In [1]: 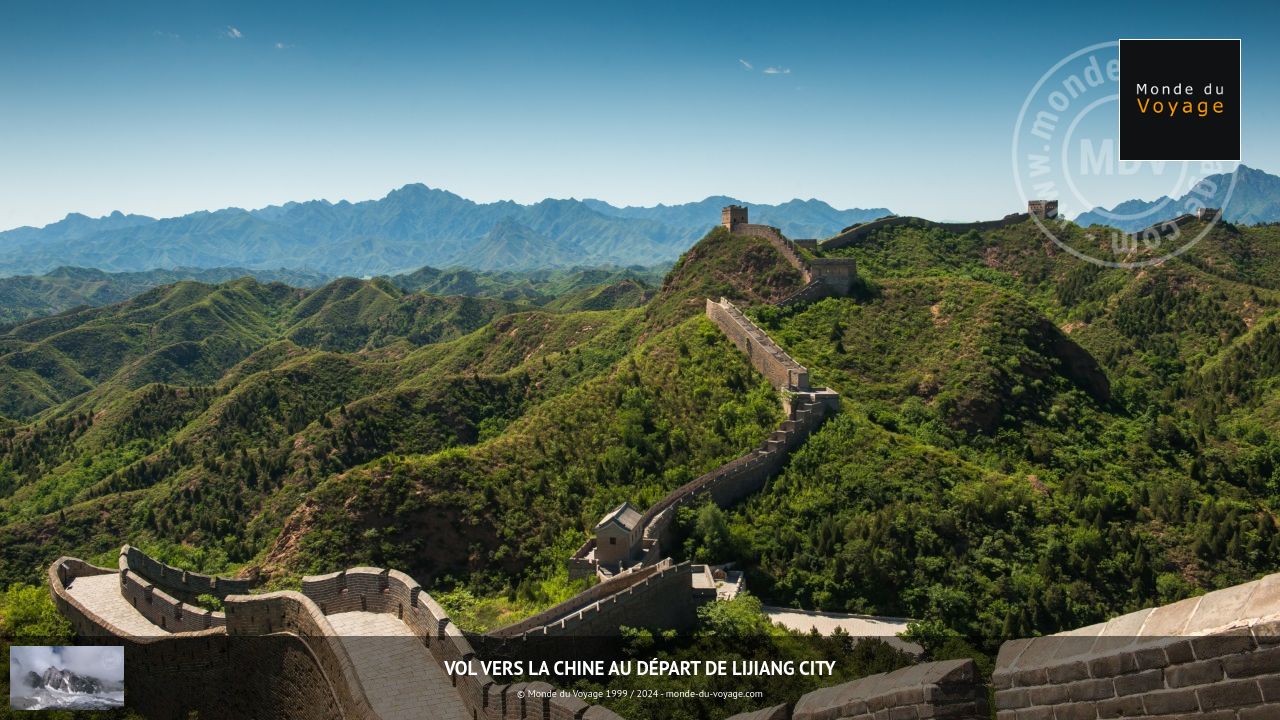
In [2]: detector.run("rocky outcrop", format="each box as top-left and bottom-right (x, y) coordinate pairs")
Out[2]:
(26, 667), (105, 694)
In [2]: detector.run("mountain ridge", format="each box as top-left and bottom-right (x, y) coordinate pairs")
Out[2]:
(1076, 164), (1280, 230)
(0, 187), (890, 277)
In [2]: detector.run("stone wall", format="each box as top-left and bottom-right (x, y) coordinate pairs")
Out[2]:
(775, 280), (833, 308)
(119, 543), (254, 601)
(299, 565), (504, 718)
(225, 589), (383, 719)
(53, 545), (1280, 720)
(821, 213), (1030, 250)
(493, 562), (668, 637)
(730, 222), (859, 301)
(707, 297), (810, 391)
(994, 571), (1280, 719)
(48, 555), (360, 720)
(119, 563), (225, 632)
(124, 633), (348, 720)
(48, 557), (133, 639)
(807, 258), (858, 295)
(635, 396), (827, 555)
(293, 565), (642, 719)
(720, 660), (988, 720)
(566, 299), (837, 581)
(510, 562), (714, 637)
(1131, 213), (1196, 242)
(731, 223), (813, 282)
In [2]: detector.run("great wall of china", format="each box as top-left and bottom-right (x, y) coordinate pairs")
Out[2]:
(45, 206), (1279, 719)
(48, 542), (1280, 720)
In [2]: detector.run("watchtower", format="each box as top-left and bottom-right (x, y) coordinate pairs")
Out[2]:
(1027, 200), (1059, 219)
(1198, 207), (1221, 221)
(722, 204), (748, 230)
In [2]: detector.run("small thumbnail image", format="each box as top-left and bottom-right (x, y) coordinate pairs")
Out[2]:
(9, 645), (124, 711)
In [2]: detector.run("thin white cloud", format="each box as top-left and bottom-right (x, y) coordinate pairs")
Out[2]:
(225, 26), (243, 39)
(153, 30), (180, 40)
(274, 42), (293, 50)
(763, 67), (791, 75)
(738, 58), (753, 70)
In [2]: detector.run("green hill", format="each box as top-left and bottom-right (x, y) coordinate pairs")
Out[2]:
(1, 219), (1277, 659)
(665, 219), (1280, 650)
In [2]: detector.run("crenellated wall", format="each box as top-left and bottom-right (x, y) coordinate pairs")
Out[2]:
(505, 562), (714, 638)
(47, 555), (366, 720)
(224, 590), (381, 720)
(119, 543), (255, 601)
(721, 659), (989, 720)
(633, 395), (829, 556)
(118, 564), (225, 632)
(994, 571), (1280, 719)
(1130, 212), (1197, 243)
(707, 297), (810, 391)
(494, 562), (669, 637)
(730, 223), (813, 281)
(50, 549), (1280, 720)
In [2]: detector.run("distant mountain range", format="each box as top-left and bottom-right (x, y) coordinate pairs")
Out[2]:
(0, 263), (668, 326)
(0, 266), (331, 325)
(0, 188), (889, 277)
(1076, 164), (1280, 231)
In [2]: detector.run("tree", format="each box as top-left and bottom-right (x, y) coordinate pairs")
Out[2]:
(0, 583), (73, 642)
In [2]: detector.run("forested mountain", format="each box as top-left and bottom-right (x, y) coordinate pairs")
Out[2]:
(0, 188), (889, 276)
(0, 217), (1277, 660)
(0, 266), (331, 326)
(0, 264), (667, 327)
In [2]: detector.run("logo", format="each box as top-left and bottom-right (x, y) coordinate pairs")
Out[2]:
(1012, 42), (1238, 269)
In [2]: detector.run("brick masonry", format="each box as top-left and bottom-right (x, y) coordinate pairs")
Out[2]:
(706, 297), (810, 391)
(50, 549), (1280, 720)
(119, 543), (254, 602)
(993, 571), (1280, 719)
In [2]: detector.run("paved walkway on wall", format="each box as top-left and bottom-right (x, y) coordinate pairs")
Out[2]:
(325, 611), (469, 720)
(63, 572), (169, 637)
(762, 606), (921, 654)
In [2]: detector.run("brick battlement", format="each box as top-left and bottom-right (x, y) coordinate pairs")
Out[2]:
(722, 206), (858, 301)
(49, 546), (1280, 720)
(993, 572), (1280, 719)
(119, 544), (255, 602)
(707, 297), (810, 391)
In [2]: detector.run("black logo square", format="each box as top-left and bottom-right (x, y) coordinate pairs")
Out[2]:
(1119, 39), (1240, 161)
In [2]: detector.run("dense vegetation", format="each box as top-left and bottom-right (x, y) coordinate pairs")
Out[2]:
(680, 220), (1280, 652)
(574, 594), (913, 720)
(0, 217), (1277, 717)
(0, 229), (795, 604)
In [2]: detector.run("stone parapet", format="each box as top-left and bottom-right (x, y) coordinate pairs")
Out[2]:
(993, 572), (1280, 719)
(791, 659), (988, 720)
(119, 544), (254, 601)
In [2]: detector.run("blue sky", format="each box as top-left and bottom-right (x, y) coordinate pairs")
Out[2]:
(2, 0), (1277, 229)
